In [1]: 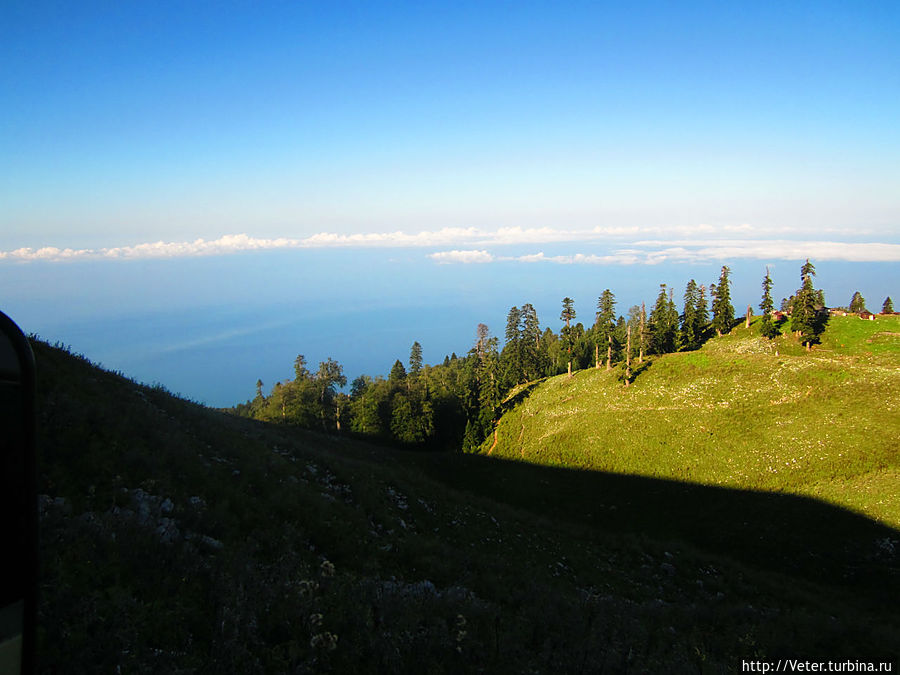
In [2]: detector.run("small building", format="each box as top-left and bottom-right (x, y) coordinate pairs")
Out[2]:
(859, 311), (876, 321)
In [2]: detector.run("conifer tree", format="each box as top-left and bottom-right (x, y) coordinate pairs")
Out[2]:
(883, 297), (894, 314)
(849, 291), (867, 314)
(667, 287), (681, 351)
(711, 265), (734, 336)
(791, 259), (820, 350)
(649, 284), (677, 354)
(595, 289), (616, 370)
(697, 284), (709, 332)
(681, 279), (700, 350)
(560, 297), (576, 377)
(501, 306), (522, 388)
(520, 303), (544, 380)
(759, 267), (779, 339)
(389, 359), (407, 383)
(409, 341), (423, 377)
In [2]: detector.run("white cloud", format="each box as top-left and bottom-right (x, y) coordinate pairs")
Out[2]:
(428, 249), (494, 264)
(3, 226), (898, 264)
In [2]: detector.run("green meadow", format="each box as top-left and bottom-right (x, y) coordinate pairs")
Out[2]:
(483, 315), (900, 529)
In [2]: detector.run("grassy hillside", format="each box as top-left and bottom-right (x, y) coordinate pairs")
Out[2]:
(484, 315), (900, 529)
(31, 334), (900, 673)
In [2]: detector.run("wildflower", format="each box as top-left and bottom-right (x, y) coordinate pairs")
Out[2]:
(320, 559), (336, 577)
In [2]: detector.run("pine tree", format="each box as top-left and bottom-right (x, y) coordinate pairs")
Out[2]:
(501, 306), (522, 388)
(389, 359), (407, 383)
(520, 303), (544, 380)
(560, 297), (576, 377)
(791, 259), (820, 350)
(409, 341), (423, 377)
(711, 266), (734, 336)
(883, 297), (894, 314)
(697, 285), (709, 332)
(759, 267), (778, 339)
(849, 291), (867, 314)
(681, 279), (700, 350)
(649, 284), (677, 354)
(667, 287), (681, 351)
(595, 289), (616, 370)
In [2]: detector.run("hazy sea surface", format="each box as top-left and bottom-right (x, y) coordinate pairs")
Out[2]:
(2, 248), (895, 407)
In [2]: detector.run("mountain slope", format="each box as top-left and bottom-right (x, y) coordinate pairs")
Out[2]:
(31, 335), (900, 673)
(483, 315), (900, 529)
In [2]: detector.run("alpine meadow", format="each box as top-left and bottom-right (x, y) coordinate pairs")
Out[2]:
(4, 2), (900, 673)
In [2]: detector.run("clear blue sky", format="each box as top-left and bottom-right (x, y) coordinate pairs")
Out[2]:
(3, 1), (899, 249)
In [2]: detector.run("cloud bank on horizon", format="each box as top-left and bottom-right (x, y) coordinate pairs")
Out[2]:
(2, 226), (899, 265)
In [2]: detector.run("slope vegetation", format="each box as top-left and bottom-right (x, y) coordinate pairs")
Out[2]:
(484, 315), (900, 529)
(31, 332), (900, 673)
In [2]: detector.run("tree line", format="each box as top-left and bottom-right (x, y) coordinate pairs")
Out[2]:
(231, 260), (851, 450)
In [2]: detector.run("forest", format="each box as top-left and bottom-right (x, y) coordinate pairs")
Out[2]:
(231, 260), (890, 452)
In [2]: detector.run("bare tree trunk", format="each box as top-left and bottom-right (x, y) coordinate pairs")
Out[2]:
(606, 334), (612, 370)
(567, 360), (572, 378)
(625, 324), (631, 386)
(639, 302), (646, 363)
(746, 305), (752, 328)
(595, 343), (600, 369)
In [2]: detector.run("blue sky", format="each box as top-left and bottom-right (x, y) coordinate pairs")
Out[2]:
(2, 1), (899, 403)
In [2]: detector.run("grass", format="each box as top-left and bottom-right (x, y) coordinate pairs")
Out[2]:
(29, 325), (900, 672)
(484, 315), (900, 529)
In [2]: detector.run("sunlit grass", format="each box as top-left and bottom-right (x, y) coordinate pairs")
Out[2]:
(486, 315), (900, 527)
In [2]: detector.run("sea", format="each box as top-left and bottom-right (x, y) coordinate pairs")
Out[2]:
(1, 247), (893, 408)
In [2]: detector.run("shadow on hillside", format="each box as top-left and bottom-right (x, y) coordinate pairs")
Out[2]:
(409, 453), (899, 606)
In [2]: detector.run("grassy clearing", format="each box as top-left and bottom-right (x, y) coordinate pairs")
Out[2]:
(484, 315), (900, 528)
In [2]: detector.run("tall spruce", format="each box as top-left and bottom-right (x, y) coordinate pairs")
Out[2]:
(849, 291), (867, 314)
(520, 303), (543, 380)
(595, 289), (616, 369)
(409, 341), (423, 376)
(501, 306), (523, 388)
(791, 259), (820, 350)
(649, 284), (677, 354)
(560, 297), (576, 377)
(883, 297), (894, 314)
(759, 267), (778, 339)
(681, 279), (701, 350)
(711, 265), (734, 336)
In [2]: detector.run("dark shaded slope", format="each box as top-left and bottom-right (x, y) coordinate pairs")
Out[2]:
(408, 453), (899, 602)
(31, 340), (900, 673)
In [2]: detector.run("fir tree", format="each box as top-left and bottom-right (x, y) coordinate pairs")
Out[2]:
(501, 306), (522, 388)
(520, 303), (544, 380)
(595, 289), (616, 369)
(681, 279), (700, 350)
(791, 259), (820, 350)
(759, 267), (778, 339)
(409, 341), (423, 376)
(711, 266), (734, 336)
(849, 291), (867, 314)
(389, 359), (407, 383)
(560, 297), (576, 377)
(649, 284), (677, 354)
(883, 297), (894, 314)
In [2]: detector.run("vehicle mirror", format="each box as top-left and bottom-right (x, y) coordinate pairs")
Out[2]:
(0, 311), (36, 674)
